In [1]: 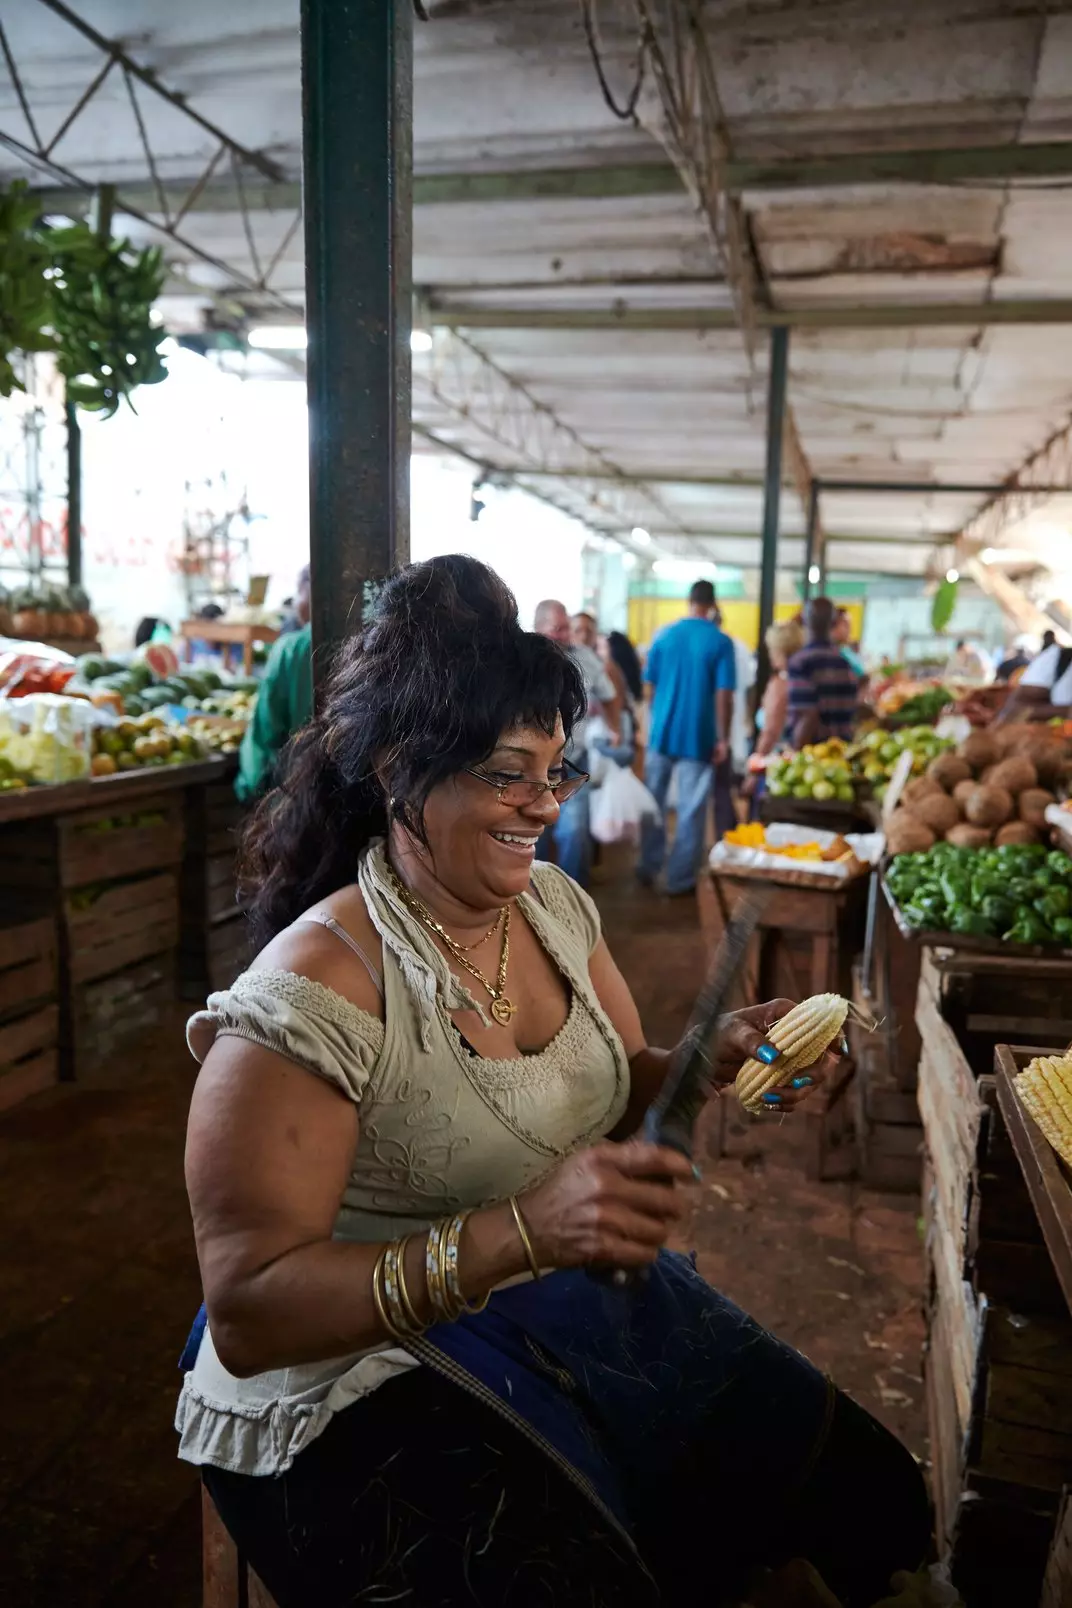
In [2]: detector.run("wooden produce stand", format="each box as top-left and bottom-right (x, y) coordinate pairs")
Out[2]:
(0, 757), (247, 1105)
(181, 776), (252, 999)
(915, 941), (1072, 1603)
(849, 874), (924, 1192)
(180, 618), (279, 677)
(699, 859), (868, 1180)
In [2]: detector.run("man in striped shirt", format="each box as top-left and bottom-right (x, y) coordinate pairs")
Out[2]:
(787, 597), (861, 747)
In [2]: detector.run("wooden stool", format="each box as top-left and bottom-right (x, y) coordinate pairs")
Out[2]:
(202, 1488), (279, 1608)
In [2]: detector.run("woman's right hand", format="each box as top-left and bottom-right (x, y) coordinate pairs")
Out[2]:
(519, 1140), (695, 1270)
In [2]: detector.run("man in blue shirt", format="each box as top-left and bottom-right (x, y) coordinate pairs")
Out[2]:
(639, 580), (736, 895)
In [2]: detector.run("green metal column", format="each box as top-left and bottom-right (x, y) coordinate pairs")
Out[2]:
(801, 479), (819, 602)
(300, 0), (413, 677)
(65, 401), (81, 588)
(755, 326), (789, 694)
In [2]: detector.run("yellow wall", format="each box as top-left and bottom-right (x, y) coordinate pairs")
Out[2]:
(628, 597), (864, 654)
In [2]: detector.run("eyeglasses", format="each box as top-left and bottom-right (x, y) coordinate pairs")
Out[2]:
(465, 760), (590, 808)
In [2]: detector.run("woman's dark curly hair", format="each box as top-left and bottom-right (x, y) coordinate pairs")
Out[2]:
(241, 555), (586, 947)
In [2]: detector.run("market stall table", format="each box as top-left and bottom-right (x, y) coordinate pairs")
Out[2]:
(0, 756), (246, 1104)
(179, 618), (279, 676)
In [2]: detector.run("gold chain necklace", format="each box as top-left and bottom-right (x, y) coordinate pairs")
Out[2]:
(391, 875), (516, 1025)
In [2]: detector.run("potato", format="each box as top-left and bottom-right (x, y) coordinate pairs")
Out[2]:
(885, 813), (936, 855)
(945, 823), (992, 848)
(995, 821), (1040, 847)
(916, 792), (961, 836)
(1019, 787), (1056, 827)
(964, 784), (1015, 828)
(988, 756), (1038, 796)
(927, 752), (972, 790)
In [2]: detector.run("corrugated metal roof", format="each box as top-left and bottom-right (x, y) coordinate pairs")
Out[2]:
(5, 0), (1072, 578)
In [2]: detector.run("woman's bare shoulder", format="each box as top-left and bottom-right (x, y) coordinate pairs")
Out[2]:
(249, 886), (385, 1021)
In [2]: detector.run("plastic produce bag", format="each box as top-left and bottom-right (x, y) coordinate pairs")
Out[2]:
(589, 763), (660, 845)
(0, 693), (100, 785)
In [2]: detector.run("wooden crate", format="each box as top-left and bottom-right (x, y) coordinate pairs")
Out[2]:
(707, 866), (868, 1002)
(850, 960), (922, 1194)
(63, 873), (179, 986)
(0, 913), (60, 1112)
(184, 850), (243, 926)
(67, 951), (176, 1083)
(1041, 1489), (1072, 1608)
(186, 778), (245, 859)
(181, 910), (253, 1001)
(0, 793), (184, 890)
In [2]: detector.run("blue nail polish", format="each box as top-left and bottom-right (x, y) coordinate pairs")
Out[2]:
(756, 1042), (780, 1065)
(762, 1091), (782, 1106)
(691, 1163), (703, 1182)
(790, 1075), (814, 1090)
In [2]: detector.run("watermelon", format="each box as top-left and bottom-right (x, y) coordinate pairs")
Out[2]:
(138, 642), (180, 681)
(199, 668), (222, 691)
(77, 654), (107, 682)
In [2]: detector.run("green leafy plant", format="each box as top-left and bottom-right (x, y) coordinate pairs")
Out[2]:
(0, 181), (56, 396)
(931, 576), (958, 634)
(47, 223), (168, 416)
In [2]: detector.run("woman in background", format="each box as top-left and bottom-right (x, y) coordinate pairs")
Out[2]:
(742, 618), (805, 808)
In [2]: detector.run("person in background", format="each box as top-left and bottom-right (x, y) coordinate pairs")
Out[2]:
(236, 566), (313, 803)
(787, 598), (860, 749)
(713, 606), (756, 835)
(533, 600), (619, 887)
(995, 638), (1032, 684)
(831, 609), (866, 680)
(639, 579), (736, 896)
(742, 618), (805, 804)
(994, 633), (1072, 725)
(606, 629), (644, 705)
(134, 616), (165, 649)
(572, 612), (635, 769)
(945, 638), (988, 682)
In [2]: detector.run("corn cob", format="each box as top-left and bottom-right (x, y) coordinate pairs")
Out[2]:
(735, 993), (849, 1113)
(1014, 1053), (1072, 1169)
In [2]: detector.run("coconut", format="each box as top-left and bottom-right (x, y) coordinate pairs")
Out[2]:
(885, 813), (936, 855)
(945, 823), (993, 849)
(916, 792), (961, 836)
(903, 775), (944, 806)
(1019, 787), (1056, 828)
(959, 730), (1000, 772)
(988, 756), (1038, 796)
(993, 724), (1028, 755)
(952, 778), (978, 807)
(995, 821), (1040, 847)
(927, 752), (972, 790)
(964, 784), (1015, 828)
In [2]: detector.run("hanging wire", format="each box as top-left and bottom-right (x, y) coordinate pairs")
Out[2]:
(580, 0), (649, 123)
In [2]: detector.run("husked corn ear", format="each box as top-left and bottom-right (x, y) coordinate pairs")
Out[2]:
(736, 993), (849, 1114)
(1014, 1053), (1072, 1169)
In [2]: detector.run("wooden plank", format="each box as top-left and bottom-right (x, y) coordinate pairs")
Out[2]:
(987, 1362), (1072, 1438)
(0, 757), (233, 827)
(1041, 1489), (1072, 1608)
(995, 1049), (1072, 1322)
(0, 954), (55, 1017)
(970, 1014), (1072, 1039)
(0, 913), (55, 972)
(0, 1048), (58, 1112)
(974, 1417), (1072, 1495)
(0, 1004), (59, 1066)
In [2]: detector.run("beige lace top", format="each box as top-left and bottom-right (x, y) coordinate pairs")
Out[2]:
(176, 842), (630, 1476)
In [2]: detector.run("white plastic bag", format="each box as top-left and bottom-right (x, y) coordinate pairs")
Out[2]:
(589, 764), (660, 845)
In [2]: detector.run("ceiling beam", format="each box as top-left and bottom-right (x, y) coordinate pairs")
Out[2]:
(29, 138), (1072, 225)
(426, 298), (1072, 331)
(639, 529), (945, 546)
(727, 141), (1072, 192)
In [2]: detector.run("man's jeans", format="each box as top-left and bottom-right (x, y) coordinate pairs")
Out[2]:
(640, 752), (712, 894)
(536, 754), (592, 888)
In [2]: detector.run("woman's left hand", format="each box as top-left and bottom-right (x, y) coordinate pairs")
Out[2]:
(710, 998), (844, 1111)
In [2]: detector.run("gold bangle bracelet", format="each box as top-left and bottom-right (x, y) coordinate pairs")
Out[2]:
(444, 1211), (490, 1315)
(383, 1240), (423, 1338)
(425, 1219), (455, 1322)
(509, 1194), (542, 1281)
(371, 1247), (409, 1343)
(395, 1234), (426, 1331)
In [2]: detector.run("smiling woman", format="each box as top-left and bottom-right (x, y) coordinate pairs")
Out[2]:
(178, 555), (928, 1608)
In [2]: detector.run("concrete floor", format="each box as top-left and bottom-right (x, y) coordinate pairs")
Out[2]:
(0, 869), (926, 1607)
